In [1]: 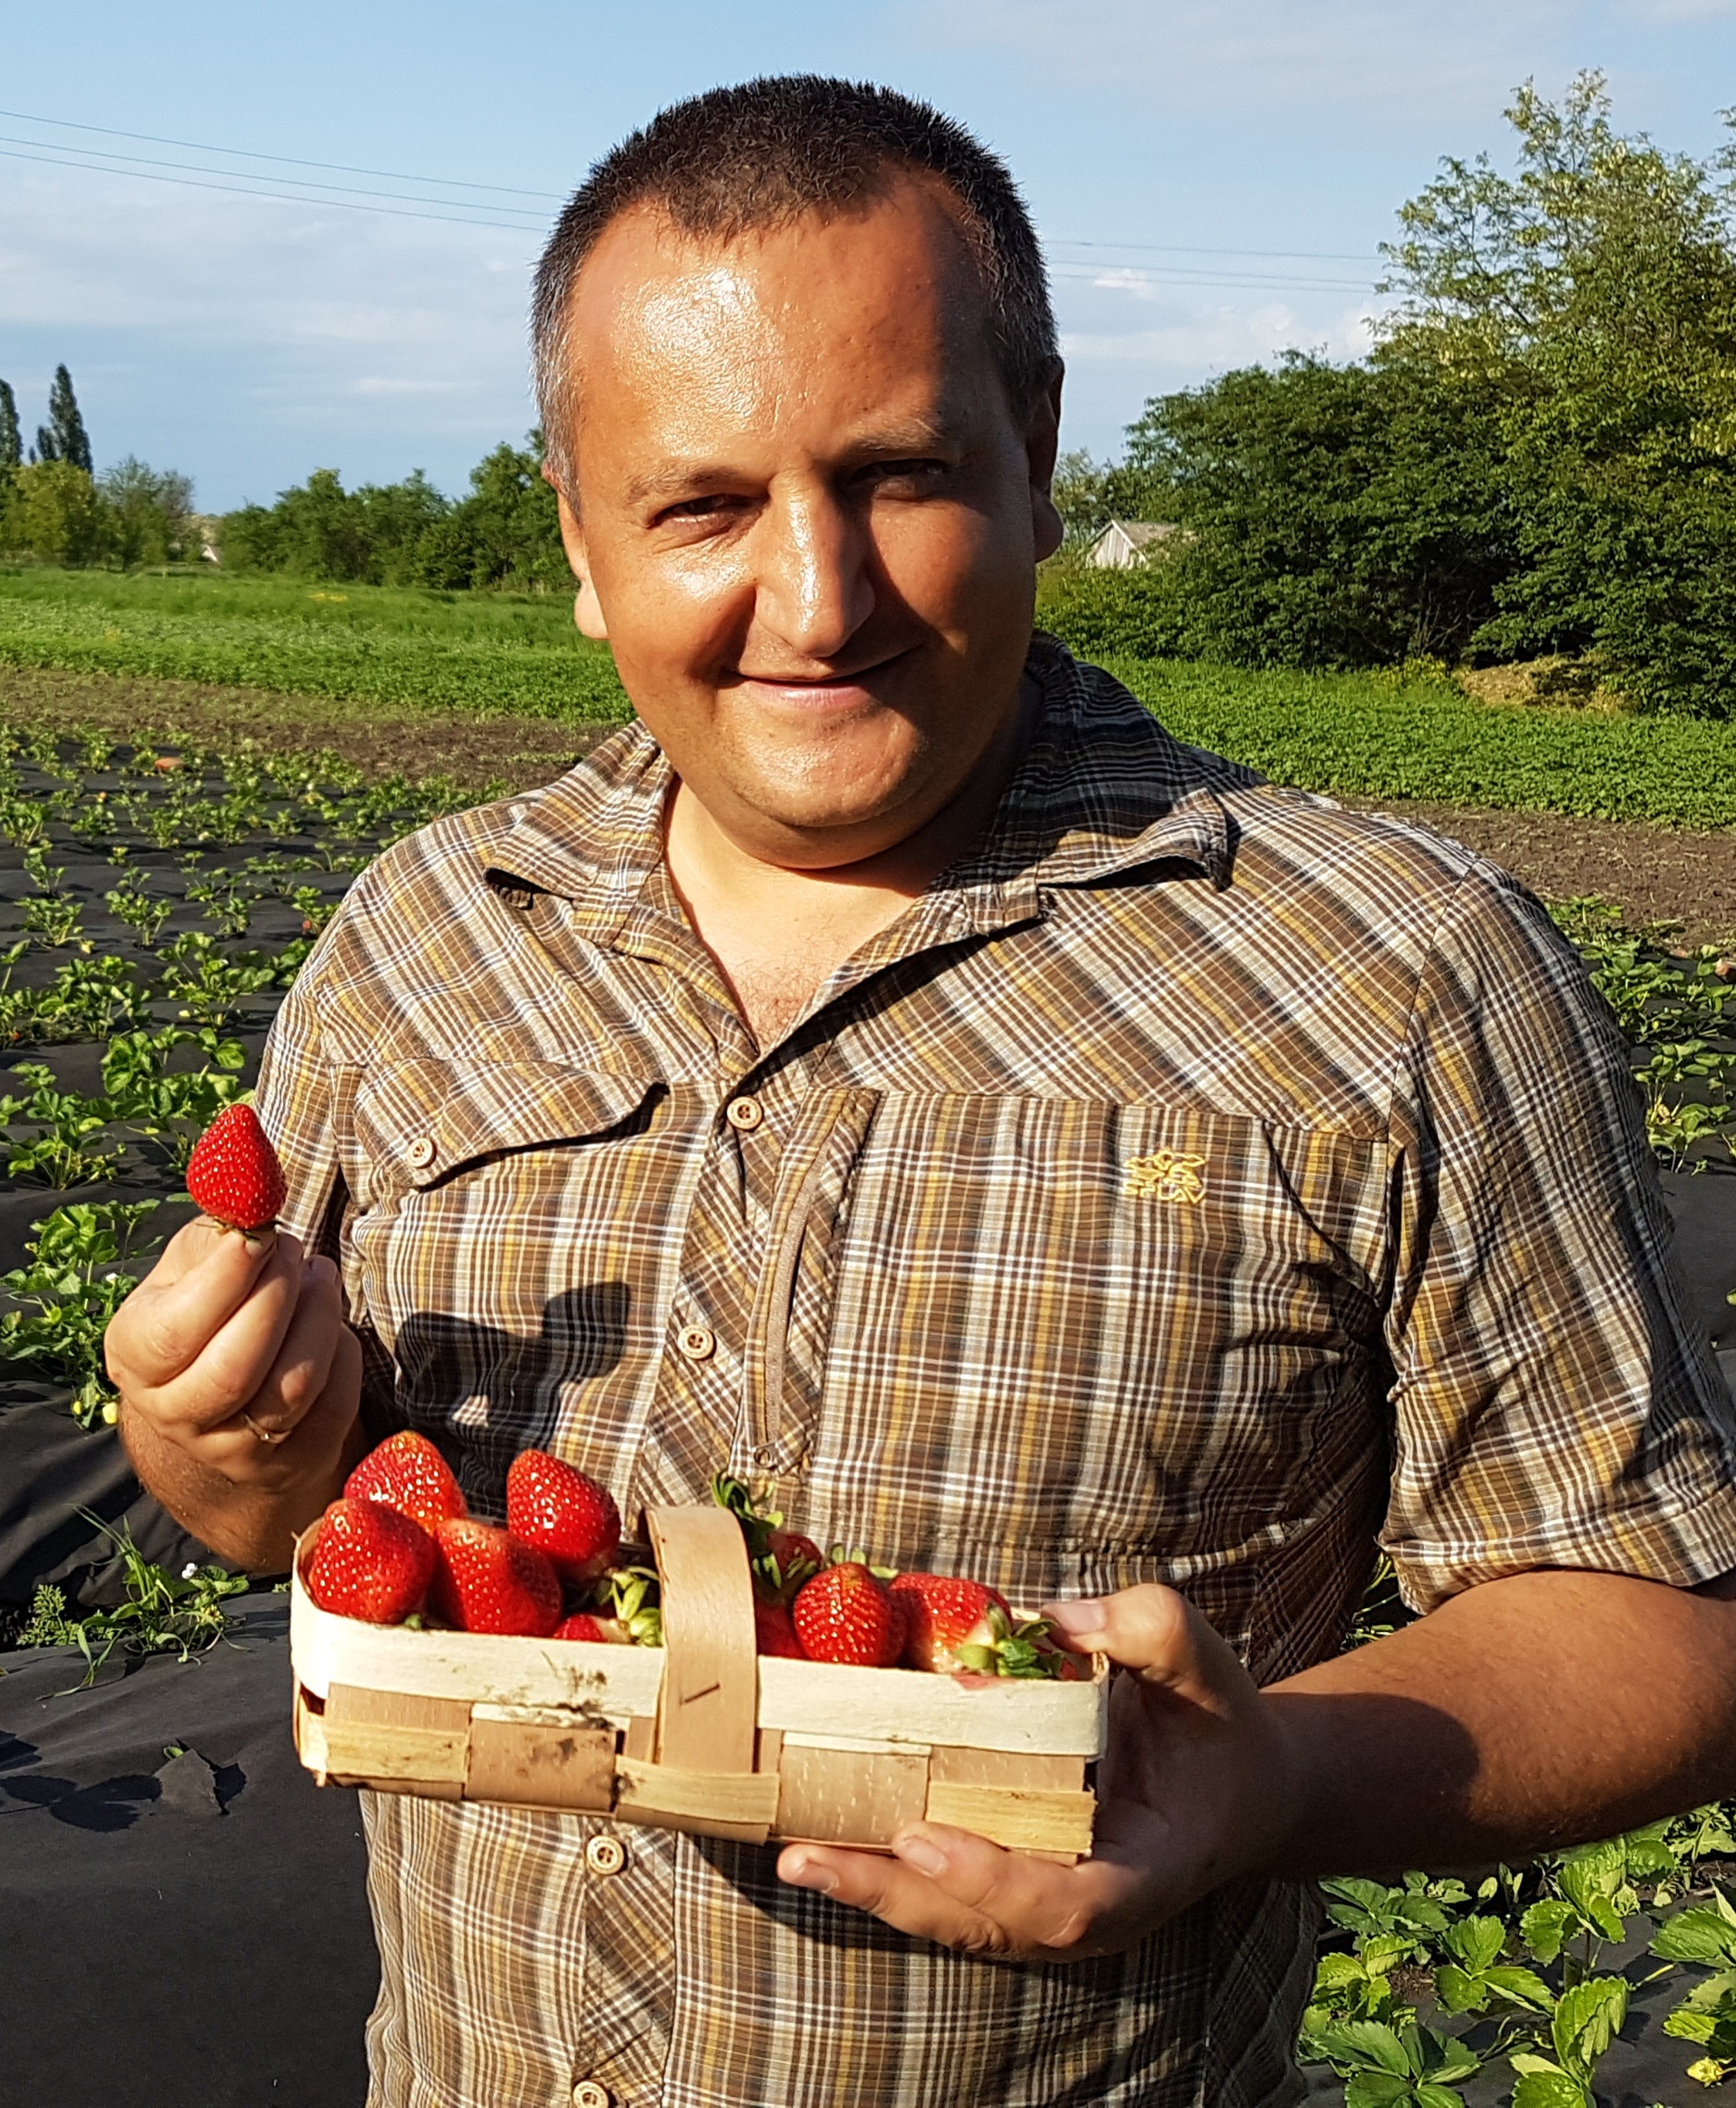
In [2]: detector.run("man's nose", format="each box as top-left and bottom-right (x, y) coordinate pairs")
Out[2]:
(753, 487), (876, 661)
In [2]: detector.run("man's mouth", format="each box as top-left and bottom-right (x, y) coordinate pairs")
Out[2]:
(730, 648), (911, 707)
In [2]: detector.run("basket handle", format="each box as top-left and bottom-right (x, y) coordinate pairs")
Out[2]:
(644, 1504), (759, 1774)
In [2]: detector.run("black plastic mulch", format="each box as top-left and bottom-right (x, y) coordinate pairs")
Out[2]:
(8, 736), (1736, 2107)
(0, 1596), (378, 2108)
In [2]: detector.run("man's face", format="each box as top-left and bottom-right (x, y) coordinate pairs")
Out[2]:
(552, 176), (1063, 869)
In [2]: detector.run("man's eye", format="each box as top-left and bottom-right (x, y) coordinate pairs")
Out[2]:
(659, 495), (734, 522)
(866, 459), (945, 487)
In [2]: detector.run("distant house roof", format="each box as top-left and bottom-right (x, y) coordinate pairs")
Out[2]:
(1083, 518), (1177, 568)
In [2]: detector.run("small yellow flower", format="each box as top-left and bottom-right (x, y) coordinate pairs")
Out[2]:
(1123, 1148), (1208, 1205)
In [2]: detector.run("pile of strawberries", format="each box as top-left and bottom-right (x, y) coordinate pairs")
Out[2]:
(303, 1440), (1087, 1681)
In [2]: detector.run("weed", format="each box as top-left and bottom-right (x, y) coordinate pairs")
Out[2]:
(23, 1519), (250, 1685)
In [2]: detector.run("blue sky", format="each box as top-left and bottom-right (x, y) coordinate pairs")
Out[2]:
(3, 0), (1734, 512)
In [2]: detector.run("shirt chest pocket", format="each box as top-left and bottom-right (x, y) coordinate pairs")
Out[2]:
(348, 1057), (662, 1205)
(811, 1093), (1394, 1581)
(342, 1059), (677, 1494)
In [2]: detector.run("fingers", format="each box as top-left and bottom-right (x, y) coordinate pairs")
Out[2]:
(108, 1225), (297, 1398)
(1044, 1583), (1243, 1715)
(777, 1828), (1134, 1960)
(227, 1256), (348, 1440)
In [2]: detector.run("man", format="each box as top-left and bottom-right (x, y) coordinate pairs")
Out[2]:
(108, 76), (1736, 2108)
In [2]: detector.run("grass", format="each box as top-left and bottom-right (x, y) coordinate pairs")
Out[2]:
(9, 568), (1736, 829)
(1110, 658), (1736, 831)
(0, 566), (630, 726)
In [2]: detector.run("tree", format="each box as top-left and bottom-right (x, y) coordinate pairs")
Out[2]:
(8, 461), (111, 566)
(1088, 352), (1515, 668)
(1379, 71), (1736, 711)
(32, 364), (93, 473)
(410, 437), (567, 590)
(99, 457), (195, 566)
(0, 380), (19, 473)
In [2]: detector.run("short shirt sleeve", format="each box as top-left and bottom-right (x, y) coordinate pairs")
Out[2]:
(1382, 858), (1736, 1611)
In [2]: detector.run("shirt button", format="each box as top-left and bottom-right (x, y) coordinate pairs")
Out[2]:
(677, 1324), (717, 1363)
(572, 2084), (611, 2108)
(725, 1095), (764, 1131)
(585, 1833), (627, 1878)
(406, 1135), (437, 1168)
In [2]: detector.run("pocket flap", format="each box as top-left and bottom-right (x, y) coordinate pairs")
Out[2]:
(352, 1059), (660, 1192)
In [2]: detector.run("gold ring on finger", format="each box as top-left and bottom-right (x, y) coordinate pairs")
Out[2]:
(242, 1411), (288, 1446)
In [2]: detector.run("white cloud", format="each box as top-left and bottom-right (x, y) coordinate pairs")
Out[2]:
(895, 0), (1578, 121)
(0, 163), (544, 502)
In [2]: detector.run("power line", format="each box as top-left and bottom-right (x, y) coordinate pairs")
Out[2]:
(0, 144), (544, 235)
(0, 107), (1381, 292)
(0, 104), (562, 199)
(0, 131), (549, 221)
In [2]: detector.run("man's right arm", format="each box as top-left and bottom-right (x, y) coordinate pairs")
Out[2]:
(107, 1218), (365, 1572)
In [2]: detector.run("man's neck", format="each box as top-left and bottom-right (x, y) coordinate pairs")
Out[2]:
(664, 677), (1038, 1049)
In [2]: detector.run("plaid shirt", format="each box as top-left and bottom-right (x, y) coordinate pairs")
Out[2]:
(258, 638), (1736, 2108)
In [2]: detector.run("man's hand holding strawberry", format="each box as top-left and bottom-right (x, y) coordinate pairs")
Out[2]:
(104, 1110), (362, 1569)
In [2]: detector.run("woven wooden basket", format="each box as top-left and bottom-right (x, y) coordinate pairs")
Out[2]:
(290, 1504), (1108, 1858)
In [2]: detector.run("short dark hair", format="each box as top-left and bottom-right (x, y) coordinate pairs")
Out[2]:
(532, 75), (1058, 490)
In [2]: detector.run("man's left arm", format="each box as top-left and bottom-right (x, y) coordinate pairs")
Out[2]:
(776, 1563), (1736, 1960)
(780, 858), (1736, 1953)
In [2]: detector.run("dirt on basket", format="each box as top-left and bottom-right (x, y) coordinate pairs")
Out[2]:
(1, 665), (615, 794)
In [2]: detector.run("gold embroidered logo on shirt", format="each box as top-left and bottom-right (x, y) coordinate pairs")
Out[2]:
(1123, 1148), (1208, 1205)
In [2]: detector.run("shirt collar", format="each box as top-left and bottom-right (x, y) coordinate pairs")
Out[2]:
(484, 636), (1258, 912)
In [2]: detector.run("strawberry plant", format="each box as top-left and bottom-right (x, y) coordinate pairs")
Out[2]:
(1507, 1976), (1629, 2106)
(101, 1025), (246, 1170)
(0, 1200), (163, 1426)
(0, 1063), (125, 1187)
(103, 879), (172, 948)
(1306, 2016), (1482, 2107)
(1653, 1892), (1736, 2082)
(1432, 1917), (1554, 2018)
(1299, 1937), (1412, 2055)
(1320, 1875), (1466, 1961)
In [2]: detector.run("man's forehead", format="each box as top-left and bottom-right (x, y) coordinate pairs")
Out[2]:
(562, 184), (991, 382)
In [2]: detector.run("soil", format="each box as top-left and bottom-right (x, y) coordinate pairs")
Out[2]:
(1347, 796), (1736, 952)
(0, 662), (612, 794)
(10, 663), (1736, 946)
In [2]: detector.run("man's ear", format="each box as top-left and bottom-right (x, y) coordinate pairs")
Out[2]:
(1026, 362), (1065, 566)
(549, 474), (609, 641)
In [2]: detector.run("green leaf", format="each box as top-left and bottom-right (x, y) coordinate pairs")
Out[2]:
(1510, 2071), (1589, 2108)
(1324, 2021), (1414, 2076)
(1344, 2075), (1414, 2108)
(1432, 1964), (1487, 2016)
(1653, 1907), (1736, 1967)
(1483, 1964), (1558, 2013)
(1552, 1975), (1629, 2079)
(1427, 2037), (1482, 2086)
(1441, 1915), (1505, 1972)
(1523, 1899), (1577, 1964)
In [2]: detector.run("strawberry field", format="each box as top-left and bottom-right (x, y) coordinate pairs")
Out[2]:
(5, 719), (1736, 2106)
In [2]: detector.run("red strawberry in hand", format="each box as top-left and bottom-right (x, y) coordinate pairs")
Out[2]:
(430, 1518), (562, 1637)
(186, 1104), (287, 1232)
(891, 1571), (1080, 1679)
(303, 1497), (436, 1627)
(345, 1430), (467, 1534)
(791, 1562), (905, 1667)
(506, 1450), (620, 1584)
